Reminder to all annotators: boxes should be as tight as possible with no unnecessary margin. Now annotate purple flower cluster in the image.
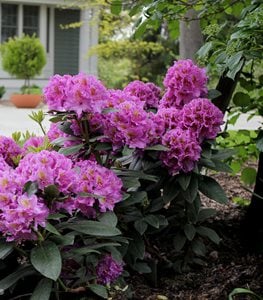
[161,59,208,108]
[0,146,124,241]
[73,160,123,213]
[96,255,123,285]
[124,80,161,109]
[0,160,49,241]
[44,73,108,116]
[161,128,201,174]
[103,99,155,149]
[22,136,46,155]
[177,98,224,141]
[16,150,76,193]
[0,194,49,241]
[0,136,21,166]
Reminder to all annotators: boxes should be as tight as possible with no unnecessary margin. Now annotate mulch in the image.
[116,171,263,300]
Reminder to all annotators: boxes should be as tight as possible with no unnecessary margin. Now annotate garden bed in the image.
[120,172,263,300]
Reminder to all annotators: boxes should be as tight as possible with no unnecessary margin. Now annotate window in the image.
[1,4,39,43]
[1,4,18,42]
[23,5,39,36]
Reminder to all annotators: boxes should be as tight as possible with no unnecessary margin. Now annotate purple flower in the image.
[0,136,21,167]
[103,100,154,149]
[15,150,77,193]
[43,74,72,111]
[156,107,180,131]
[64,73,109,116]
[124,80,161,109]
[0,194,49,241]
[178,98,224,141]
[44,73,109,116]
[22,136,46,155]
[161,128,201,174]
[161,59,208,108]
[47,122,80,148]
[73,160,123,213]
[96,255,123,285]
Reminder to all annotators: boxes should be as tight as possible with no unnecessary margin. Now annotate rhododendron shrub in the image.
[0,59,230,299]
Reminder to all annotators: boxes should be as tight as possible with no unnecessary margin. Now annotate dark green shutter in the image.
[54,9,80,75]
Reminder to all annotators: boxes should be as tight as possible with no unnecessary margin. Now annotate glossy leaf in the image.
[199,176,228,204]
[63,220,121,236]
[0,266,35,291]
[0,240,13,259]
[30,278,52,300]
[30,241,62,280]
[89,284,108,299]
[197,226,221,244]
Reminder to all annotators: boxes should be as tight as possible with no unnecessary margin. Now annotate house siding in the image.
[0,0,98,98]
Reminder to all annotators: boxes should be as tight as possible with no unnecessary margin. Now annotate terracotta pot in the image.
[10,94,42,108]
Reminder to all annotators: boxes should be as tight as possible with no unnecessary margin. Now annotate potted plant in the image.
[0,34,46,108]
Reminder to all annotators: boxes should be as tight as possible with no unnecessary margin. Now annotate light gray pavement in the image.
[0,101,50,137]
[0,101,263,137]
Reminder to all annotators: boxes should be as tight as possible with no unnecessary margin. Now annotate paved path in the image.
[0,101,263,137]
[0,101,50,137]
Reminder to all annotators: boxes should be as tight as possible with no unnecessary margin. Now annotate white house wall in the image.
[0,0,98,98]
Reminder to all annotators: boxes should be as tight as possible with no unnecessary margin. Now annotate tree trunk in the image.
[242,152,263,253]
[179,9,203,61]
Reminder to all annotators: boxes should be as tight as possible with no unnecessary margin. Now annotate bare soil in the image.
[121,172,263,300]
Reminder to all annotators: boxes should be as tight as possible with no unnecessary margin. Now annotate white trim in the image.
[18,3,22,36]
[0,0,72,6]
[39,4,46,49]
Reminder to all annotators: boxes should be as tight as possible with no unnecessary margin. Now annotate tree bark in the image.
[242,152,263,253]
[179,9,203,61]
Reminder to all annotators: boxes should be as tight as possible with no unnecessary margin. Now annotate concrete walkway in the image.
[0,101,263,138]
[0,101,50,137]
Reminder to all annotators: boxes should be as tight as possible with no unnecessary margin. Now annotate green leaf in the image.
[98,211,118,227]
[177,173,191,191]
[233,92,251,107]
[256,131,263,152]
[210,159,233,173]
[67,248,100,256]
[184,224,196,241]
[44,185,60,200]
[199,176,228,204]
[145,144,168,151]
[228,288,263,300]
[196,226,221,244]
[45,222,61,236]
[30,241,62,281]
[58,144,84,156]
[173,232,186,252]
[128,235,145,260]
[0,266,35,291]
[30,278,53,300]
[23,181,38,196]
[144,215,160,229]
[110,0,122,15]
[133,262,151,273]
[47,213,67,220]
[191,239,206,256]
[241,167,257,185]
[0,240,13,259]
[208,89,221,100]
[89,284,108,299]
[163,177,179,204]
[197,208,217,222]
[211,149,236,160]
[94,142,112,151]
[134,220,148,235]
[63,220,121,236]
[182,176,198,203]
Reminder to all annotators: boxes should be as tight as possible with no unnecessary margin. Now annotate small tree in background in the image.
[0,35,46,91]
